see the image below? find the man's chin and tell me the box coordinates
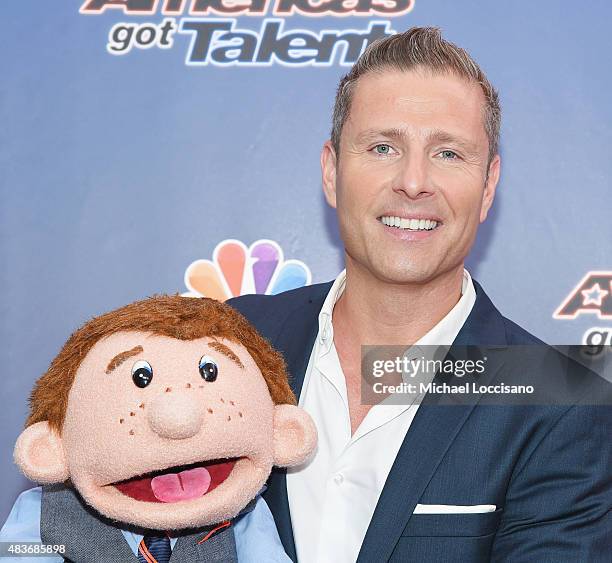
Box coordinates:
[75,457,268,530]
[345,243,445,286]
[364,258,444,286]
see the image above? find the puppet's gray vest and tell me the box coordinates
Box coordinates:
[40,484,245,563]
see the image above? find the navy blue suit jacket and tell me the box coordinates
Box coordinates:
[228,280,611,562]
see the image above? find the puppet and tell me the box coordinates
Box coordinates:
[1,295,317,562]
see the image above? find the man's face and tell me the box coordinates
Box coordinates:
[322,68,500,285]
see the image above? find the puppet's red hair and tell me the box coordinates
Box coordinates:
[26,295,296,433]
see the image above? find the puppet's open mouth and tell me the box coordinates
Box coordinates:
[112,458,239,503]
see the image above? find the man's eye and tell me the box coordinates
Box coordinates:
[132,360,153,388]
[199,355,218,382]
[439,150,458,160]
[373,144,394,155]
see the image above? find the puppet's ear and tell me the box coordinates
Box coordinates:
[272,405,317,467]
[14,421,69,484]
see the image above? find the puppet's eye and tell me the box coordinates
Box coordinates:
[199,355,218,382]
[132,360,153,388]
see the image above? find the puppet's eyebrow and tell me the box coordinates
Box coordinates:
[207,341,244,369]
[105,345,143,374]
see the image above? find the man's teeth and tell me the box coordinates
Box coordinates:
[380,216,438,230]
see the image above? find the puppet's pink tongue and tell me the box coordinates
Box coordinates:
[150,467,211,502]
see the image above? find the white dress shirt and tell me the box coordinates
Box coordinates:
[286,269,476,563]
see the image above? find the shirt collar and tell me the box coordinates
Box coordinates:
[317,268,476,349]
[317,269,347,352]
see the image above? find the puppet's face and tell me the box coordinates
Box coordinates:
[16,331,315,530]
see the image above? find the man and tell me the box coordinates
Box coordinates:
[228,27,611,562]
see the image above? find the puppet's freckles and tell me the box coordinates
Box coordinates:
[116,388,243,438]
[202,397,244,423]
[218,397,240,410]
[118,405,144,435]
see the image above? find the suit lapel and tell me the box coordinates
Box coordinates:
[453,280,508,346]
[171,525,237,562]
[273,284,332,397]
[41,484,139,563]
[357,281,509,562]
[263,283,331,561]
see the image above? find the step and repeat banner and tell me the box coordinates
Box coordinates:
[1,1,610,520]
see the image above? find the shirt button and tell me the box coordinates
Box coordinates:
[320,328,328,343]
[333,473,344,485]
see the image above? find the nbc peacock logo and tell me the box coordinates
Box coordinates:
[183,239,312,301]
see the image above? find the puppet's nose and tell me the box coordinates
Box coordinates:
[147,392,203,440]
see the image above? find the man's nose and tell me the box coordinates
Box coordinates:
[147,390,203,440]
[393,152,434,200]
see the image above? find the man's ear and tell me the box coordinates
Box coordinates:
[272,405,317,467]
[321,140,338,209]
[480,154,501,223]
[14,421,69,484]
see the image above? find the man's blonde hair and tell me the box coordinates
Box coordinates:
[331,27,501,165]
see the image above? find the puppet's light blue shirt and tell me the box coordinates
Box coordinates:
[0,487,290,562]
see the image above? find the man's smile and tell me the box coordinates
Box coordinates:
[112,457,240,503]
[377,214,443,241]
[378,215,440,231]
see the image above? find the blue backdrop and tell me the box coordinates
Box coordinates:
[1,0,611,522]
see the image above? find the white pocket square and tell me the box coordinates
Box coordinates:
[414,504,497,514]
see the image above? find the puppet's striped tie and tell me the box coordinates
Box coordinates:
[138,534,171,563]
